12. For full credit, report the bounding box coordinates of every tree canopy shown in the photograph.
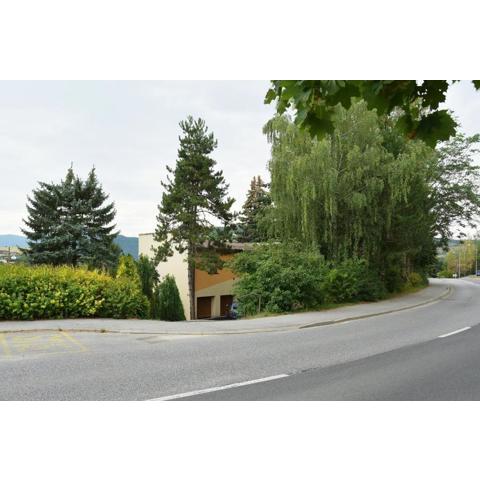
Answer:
[22,166,119,270]
[264,101,480,290]
[265,80,480,147]
[153,116,234,319]
[236,176,271,242]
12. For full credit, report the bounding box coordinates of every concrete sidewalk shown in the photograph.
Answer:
[0,279,451,336]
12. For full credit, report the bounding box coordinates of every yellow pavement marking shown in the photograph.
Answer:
[0,333,11,357]
[59,330,87,351]
[0,331,87,357]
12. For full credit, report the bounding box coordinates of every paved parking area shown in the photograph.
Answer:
[0,331,87,358]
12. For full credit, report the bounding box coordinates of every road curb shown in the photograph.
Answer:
[0,285,452,337]
[300,285,452,329]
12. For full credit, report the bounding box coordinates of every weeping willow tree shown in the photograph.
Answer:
[264,101,440,288]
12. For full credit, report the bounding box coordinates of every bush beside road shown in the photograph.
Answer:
[0,264,148,320]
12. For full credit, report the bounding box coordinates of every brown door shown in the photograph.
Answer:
[220,295,234,317]
[197,296,213,319]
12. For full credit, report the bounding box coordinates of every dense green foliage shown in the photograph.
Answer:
[236,176,271,242]
[0,264,148,320]
[323,259,387,303]
[432,134,480,246]
[230,244,388,316]
[228,101,479,316]
[97,278,149,319]
[263,102,480,290]
[154,116,234,319]
[153,275,185,321]
[136,254,160,317]
[136,254,160,299]
[438,240,479,278]
[116,254,140,284]
[229,243,327,315]
[22,167,119,270]
[265,80,480,146]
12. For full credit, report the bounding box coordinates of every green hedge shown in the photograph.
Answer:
[0,264,148,320]
[229,243,328,315]
[230,244,389,316]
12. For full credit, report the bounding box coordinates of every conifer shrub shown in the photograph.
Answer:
[116,254,140,284]
[0,264,148,320]
[136,254,160,317]
[153,275,185,321]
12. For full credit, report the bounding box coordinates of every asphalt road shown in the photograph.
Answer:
[1,278,480,400]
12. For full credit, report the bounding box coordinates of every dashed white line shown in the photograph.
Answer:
[438,326,471,338]
[149,374,290,401]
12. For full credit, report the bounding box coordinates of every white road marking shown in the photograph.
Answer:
[149,374,290,401]
[438,326,471,338]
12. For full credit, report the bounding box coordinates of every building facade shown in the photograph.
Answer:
[139,233,247,320]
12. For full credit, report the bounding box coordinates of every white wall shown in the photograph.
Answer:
[138,233,191,320]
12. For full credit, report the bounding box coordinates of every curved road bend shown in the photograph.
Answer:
[1,278,480,400]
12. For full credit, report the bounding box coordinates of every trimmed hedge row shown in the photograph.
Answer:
[0,264,149,320]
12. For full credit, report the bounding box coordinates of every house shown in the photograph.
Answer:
[139,233,251,320]
[0,246,21,263]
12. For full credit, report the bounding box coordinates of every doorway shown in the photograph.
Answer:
[197,296,213,319]
[220,295,234,317]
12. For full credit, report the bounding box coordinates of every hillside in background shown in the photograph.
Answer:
[0,235,28,248]
[0,234,138,259]
[115,235,139,259]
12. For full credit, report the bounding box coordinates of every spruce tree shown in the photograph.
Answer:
[153,116,234,319]
[22,166,118,269]
[155,275,186,321]
[237,176,271,242]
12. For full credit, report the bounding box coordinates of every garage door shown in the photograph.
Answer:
[220,295,234,317]
[197,296,213,319]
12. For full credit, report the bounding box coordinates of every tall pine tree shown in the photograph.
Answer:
[153,116,234,319]
[22,166,118,269]
[237,175,271,242]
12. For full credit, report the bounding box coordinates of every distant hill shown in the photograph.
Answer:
[0,234,138,259]
[0,234,28,248]
[114,235,139,259]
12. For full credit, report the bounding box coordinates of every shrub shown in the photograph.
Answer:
[97,278,149,319]
[116,255,140,284]
[153,275,185,321]
[136,254,160,317]
[323,258,386,303]
[405,271,428,289]
[437,269,453,278]
[136,255,159,299]
[229,243,328,315]
[0,264,148,320]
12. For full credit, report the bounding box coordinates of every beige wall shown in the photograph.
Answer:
[139,233,238,320]
[196,279,236,318]
[139,233,191,319]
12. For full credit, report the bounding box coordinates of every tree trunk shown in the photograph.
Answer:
[187,245,196,320]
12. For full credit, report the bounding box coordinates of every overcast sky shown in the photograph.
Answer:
[1,81,479,237]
